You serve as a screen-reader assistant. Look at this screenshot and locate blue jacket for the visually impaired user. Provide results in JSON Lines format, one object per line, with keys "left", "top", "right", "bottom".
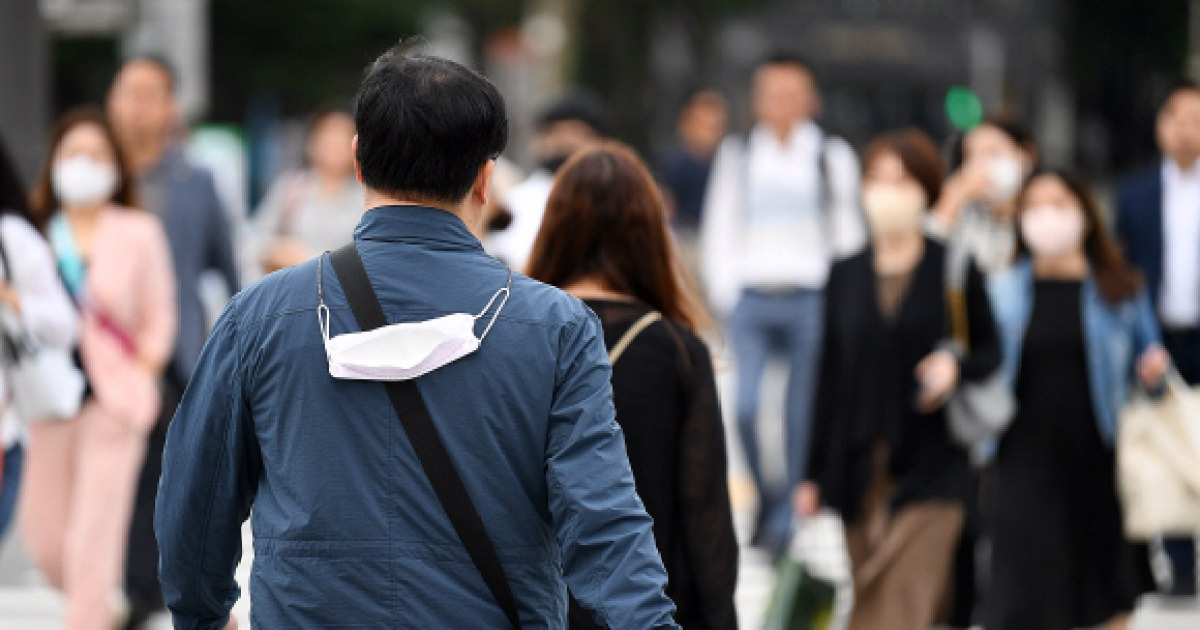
{"left": 989, "top": 260, "right": 1162, "bottom": 446}
{"left": 1115, "top": 165, "right": 1165, "bottom": 304}
{"left": 155, "top": 206, "right": 679, "bottom": 629}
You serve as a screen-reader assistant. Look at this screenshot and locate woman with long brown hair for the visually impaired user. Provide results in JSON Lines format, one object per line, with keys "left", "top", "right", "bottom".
{"left": 18, "top": 107, "right": 177, "bottom": 629}
{"left": 985, "top": 170, "right": 1168, "bottom": 630}
{"left": 526, "top": 142, "right": 738, "bottom": 629}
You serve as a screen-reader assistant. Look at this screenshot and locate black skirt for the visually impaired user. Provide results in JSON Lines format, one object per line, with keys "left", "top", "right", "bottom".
{"left": 985, "top": 281, "right": 1145, "bottom": 629}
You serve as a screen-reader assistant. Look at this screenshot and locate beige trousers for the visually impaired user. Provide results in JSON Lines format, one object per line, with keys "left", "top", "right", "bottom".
{"left": 18, "top": 400, "right": 148, "bottom": 630}
{"left": 845, "top": 446, "right": 964, "bottom": 630}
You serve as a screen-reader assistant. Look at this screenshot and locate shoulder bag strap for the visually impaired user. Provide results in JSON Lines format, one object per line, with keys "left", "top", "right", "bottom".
{"left": 608, "top": 311, "right": 661, "bottom": 366}
{"left": 944, "top": 238, "right": 971, "bottom": 350}
{"left": 328, "top": 243, "right": 522, "bottom": 630}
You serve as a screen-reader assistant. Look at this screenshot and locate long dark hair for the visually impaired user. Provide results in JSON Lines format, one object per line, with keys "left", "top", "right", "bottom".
{"left": 29, "top": 107, "right": 139, "bottom": 231}
{"left": 0, "top": 132, "right": 33, "bottom": 222}
{"left": 1015, "top": 169, "right": 1142, "bottom": 304}
{"left": 525, "top": 142, "right": 711, "bottom": 333}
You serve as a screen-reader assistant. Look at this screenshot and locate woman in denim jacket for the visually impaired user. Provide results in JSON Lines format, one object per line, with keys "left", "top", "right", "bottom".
{"left": 985, "top": 170, "right": 1168, "bottom": 630}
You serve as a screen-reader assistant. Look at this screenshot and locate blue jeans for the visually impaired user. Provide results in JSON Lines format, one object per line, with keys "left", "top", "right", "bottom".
{"left": 730, "top": 288, "right": 823, "bottom": 534}
{"left": 0, "top": 442, "right": 24, "bottom": 537}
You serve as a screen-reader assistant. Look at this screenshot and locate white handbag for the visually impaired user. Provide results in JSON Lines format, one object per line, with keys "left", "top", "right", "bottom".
{"left": 3, "top": 326, "right": 85, "bottom": 422}
{"left": 1117, "top": 373, "right": 1200, "bottom": 540}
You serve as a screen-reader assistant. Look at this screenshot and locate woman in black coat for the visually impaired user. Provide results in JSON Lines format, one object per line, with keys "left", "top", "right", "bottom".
{"left": 527, "top": 142, "right": 739, "bottom": 629}
{"left": 796, "top": 129, "right": 1001, "bottom": 630}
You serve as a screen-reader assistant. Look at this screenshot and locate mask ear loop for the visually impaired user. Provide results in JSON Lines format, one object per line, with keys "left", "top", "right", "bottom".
{"left": 316, "top": 253, "right": 332, "bottom": 348}
{"left": 475, "top": 269, "right": 513, "bottom": 343}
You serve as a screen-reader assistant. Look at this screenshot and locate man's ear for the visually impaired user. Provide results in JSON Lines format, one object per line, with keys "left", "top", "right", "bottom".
{"left": 473, "top": 159, "right": 496, "bottom": 207}
{"left": 352, "top": 135, "right": 363, "bottom": 183}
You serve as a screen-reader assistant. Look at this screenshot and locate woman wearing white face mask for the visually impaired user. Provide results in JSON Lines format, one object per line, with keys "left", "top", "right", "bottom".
{"left": 796, "top": 129, "right": 1001, "bottom": 630}
{"left": 18, "top": 108, "right": 177, "bottom": 630}
{"left": 985, "top": 171, "right": 1167, "bottom": 630}
{"left": 930, "top": 116, "right": 1038, "bottom": 276}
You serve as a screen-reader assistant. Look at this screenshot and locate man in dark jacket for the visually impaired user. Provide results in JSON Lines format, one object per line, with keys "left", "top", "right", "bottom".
{"left": 156, "top": 47, "right": 679, "bottom": 629}
{"left": 1116, "top": 80, "right": 1200, "bottom": 597}
{"left": 106, "top": 54, "right": 239, "bottom": 627}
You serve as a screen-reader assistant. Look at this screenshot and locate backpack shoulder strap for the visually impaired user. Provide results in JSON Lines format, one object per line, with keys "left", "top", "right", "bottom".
{"left": 608, "top": 311, "right": 662, "bottom": 366}
{"left": 327, "top": 244, "right": 522, "bottom": 630}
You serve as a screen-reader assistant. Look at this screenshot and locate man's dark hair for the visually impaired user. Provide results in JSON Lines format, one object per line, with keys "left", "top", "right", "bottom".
{"left": 118, "top": 53, "right": 177, "bottom": 94}
{"left": 354, "top": 48, "right": 508, "bottom": 205}
{"left": 754, "top": 51, "right": 816, "bottom": 81}
{"left": 535, "top": 92, "right": 611, "bottom": 137}
{"left": 1160, "top": 78, "right": 1200, "bottom": 112}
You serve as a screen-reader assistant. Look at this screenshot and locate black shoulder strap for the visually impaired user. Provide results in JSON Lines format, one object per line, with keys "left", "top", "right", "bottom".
{"left": 328, "top": 244, "right": 522, "bottom": 630}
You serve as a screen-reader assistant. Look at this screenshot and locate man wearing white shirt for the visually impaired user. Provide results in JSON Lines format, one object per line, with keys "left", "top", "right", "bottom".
{"left": 701, "top": 53, "right": 865, "bottom": 553}
{"left": 490, "top": 94, "right": 608, "bottom": 271}
{"left": 1117, "top": 80, "right": 1200, "bottom": 597}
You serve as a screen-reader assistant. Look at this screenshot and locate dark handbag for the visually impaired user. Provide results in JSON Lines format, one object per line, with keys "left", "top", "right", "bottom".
{"left": 328, "top": 244, "right": 522, "bottom": 629}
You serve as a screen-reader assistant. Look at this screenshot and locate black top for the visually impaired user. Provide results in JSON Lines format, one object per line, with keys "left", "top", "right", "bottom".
{"left": 986, "top": 280, "right": 1144, "bottom": 628}
{"left": 805, "top": 240, "right": 1002, "bottom": 523}
{"left": 569, "top": 299, "right": 739, "bottom": 630}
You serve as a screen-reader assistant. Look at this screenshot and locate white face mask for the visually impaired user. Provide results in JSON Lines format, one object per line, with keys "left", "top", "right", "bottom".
{"left": 1020, "top": 205, "right": 1086, "bottom": 259}
{"left": 317, "top": 257, "right": 511, "bottom": 381}
{"left": 52, "top": 155, "right": 119, "bottom": 206}
{"left": 862, "top": 182, "right": 927, "bottom": 236}
{"left": 987, "top": 156, "right": 1024, "bottom": 203}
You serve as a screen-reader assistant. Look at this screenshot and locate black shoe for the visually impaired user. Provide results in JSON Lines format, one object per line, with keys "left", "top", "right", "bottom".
{"left": 122, "top": 606, "right": 155, "bottom": 630}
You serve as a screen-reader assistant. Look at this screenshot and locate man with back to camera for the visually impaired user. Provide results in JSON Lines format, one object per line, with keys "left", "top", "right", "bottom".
{"left": 700, "top": 52, "right": 866, "bottom": 555}
{"left": 105, "top": 53, "right": 240, "bottom": 628}
{"left": 154, "top": 47, "right": 680, "bottom": 629}
{"left": 1117, "top": 80, "right": 1200, "bottom": 598}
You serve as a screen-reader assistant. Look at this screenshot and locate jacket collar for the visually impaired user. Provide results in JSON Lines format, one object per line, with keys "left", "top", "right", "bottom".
{"left": 354, "top": 204, "right": 482, "bottom": 251}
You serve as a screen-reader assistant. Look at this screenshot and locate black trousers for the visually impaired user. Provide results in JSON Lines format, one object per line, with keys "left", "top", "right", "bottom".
{"left": 124, "top": 372, "right": 185, "bottom": 613}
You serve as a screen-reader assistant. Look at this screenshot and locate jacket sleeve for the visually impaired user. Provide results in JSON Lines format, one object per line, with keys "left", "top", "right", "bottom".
{"left": 156, "top": 299, "right": 261, "bottom": 630}
{"left": 138, "top": 217, "right": 178, "bottom": 371}
{"left": 805, "top": 263, "right": 841, "bottom": 486}
{"left": 824, "top": 138, "right": 867, "bottom": 258}
{"left": 202, "top": 173, "right": 240, "bottom": 293}
{"left": 676, "top": 338, "right": 739, "bottom": 629}
{"left": 1132, "top": 289, "right": 1164, "bottom": 355}
{"left": 959, "top": 259, "right": 1002, "bottom": 381}
{"left": 5, "top": 218, "right": 76, "bottom": 349}
{"left": 545, "top": 310, "right": 680, "bottom": 630}
{"left": 699, "top": 138, "right": 743, "bottom": 317}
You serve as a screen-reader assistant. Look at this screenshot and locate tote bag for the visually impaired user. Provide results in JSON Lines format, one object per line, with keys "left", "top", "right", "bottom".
{"left": 1118, "top": 373, "right": 1200, "bottom": 540}
{"left": 763, "top": 510, "right": 853, "bottom": 630}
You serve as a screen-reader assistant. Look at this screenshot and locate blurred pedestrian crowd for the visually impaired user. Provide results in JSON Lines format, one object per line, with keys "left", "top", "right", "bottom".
{"left": 0, "top": 42, "right": 1197, "bottom": 630}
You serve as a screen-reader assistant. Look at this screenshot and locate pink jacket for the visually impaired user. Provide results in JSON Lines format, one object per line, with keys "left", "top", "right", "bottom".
{"left": 78, "top": 206, "right": 177, "bottom": 432}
